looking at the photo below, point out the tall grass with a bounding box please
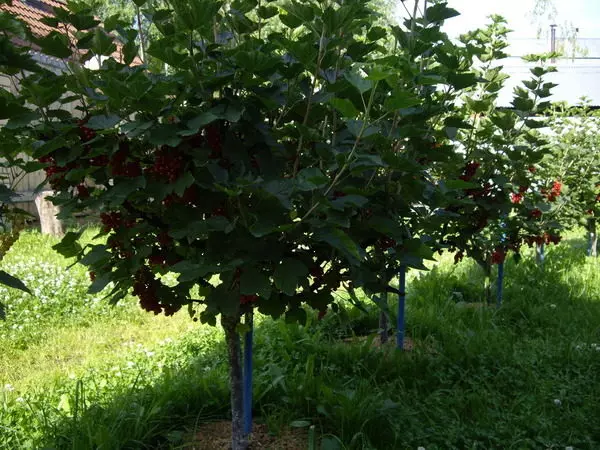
[1,230,600,449]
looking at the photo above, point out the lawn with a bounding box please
[1,230,600,449]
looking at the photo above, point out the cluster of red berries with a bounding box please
[78,120,96,142]
[510,192,524,204]
[147,149,184,182]
[378,236,396,250]
[133,267,164,315]
[524,233,561,247]
[459,161,480,182]
[89,154,109,167]
[240,294,258,305]
[454,250,464,264]
[205,124,223,158]
[157,231,173,248]
[547,181,562,202]
[466,182,493,199]
[100,211,131,232]
[491,249,506,265]
[38,154,68,190]
[530,208,542,219]
[110,145,142,178]
[75,184,90,199]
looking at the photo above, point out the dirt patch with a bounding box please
[184,422,308,450]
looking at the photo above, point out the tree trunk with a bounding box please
[379,293,389,345]
[34,191,63,236]
[588,218,597,257]
[222,315,248,450]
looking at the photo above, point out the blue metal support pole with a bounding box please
[397,265,407,350]
[243,311,253,436]
[496,262,504,309]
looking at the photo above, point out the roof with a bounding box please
[0,0,138,65]
[1,0,67,38]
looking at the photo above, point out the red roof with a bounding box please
[1,0,67,38]
[0,0,139,64]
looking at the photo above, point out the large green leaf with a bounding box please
[273,258,308,296]
[0,270,31,295]
[240,267,272,299]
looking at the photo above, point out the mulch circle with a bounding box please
[185,422,308,450]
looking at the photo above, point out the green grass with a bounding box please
[1,230,600,449]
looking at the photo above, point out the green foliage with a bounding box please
[541,100,600,228]
[1,0,492,324]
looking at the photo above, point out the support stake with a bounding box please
[243,311,253,437]
[397,265,407,350]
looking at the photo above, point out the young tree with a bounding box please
[541,101,600,256]
[0,0,469,447]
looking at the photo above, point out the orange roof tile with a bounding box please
[1,0,140,65]
[1,0,67,38]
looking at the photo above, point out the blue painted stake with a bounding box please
[538,243,545,266]
[243,311,253,437]
[396,265,407,350]
[496,262,504,309]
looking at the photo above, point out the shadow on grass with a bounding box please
[38,237,600,450]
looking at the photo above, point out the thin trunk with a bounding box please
[379,293,389,345]
[222,315,248,450]
[588,218,597,257]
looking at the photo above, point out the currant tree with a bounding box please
[427,17,561,301]
[541,101,600,256]
[0,0,473,447]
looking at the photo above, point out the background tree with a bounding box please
[540,100,600,256]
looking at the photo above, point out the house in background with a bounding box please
[0,0,134,231]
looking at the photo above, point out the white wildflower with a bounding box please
[4,384,14,392]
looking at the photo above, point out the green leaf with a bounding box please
[107,177,146,206]
[344,69,373,94]
[273,258,308,296]
[240,267,272,299]
[315,228,364,265]
[297,168,328,191]
[91,28,117,56]
[149,124,182,147]
[88,273,111,294]
[330,98,359,117]
[173,172,195,196]
[0,185,16,202]
[384,91,421,110]
[34,31,72,58]
[52,231,83,258]
[257,5,278,19]
[330,195,368,211]
[446,72,478,90]
[87,114,121,130]
[426,3,460,23]
[0,270,31,294]
[444,179,480,190]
